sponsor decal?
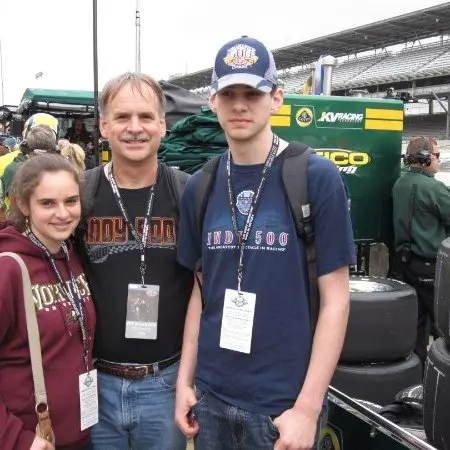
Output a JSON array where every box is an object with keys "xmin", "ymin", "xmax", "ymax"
[
  {"xmin": 316, "ymin": 148, "xmax": 371, "ymax": 174},
  {"xmin": 271, "ymin": 104, "xmax": 292, "ymax": 127},
  {"xmin": 364, "ymin": 108, "xmax": 404, "ymax": 131},
  {"xmin": 224, "ymin": 44, "xmax": 258, "ymax": 69},
  {"xmin": 317, "ymin": 112, "xmax": 364, "ymax": 124},
  {"xmin": 295, "ymin": 107, "xmax": 314, "ymax": 127}
]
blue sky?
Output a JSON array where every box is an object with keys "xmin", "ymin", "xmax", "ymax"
[{"xmin": 0, "ymin": 0, "xmax": 447, "ymax": 104}]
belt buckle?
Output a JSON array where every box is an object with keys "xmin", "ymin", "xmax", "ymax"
[{"xmin": 135, "ymin": 365, "xmax": 150, "ymax": 378}]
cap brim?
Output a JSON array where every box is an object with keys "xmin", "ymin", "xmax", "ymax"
[{"xmin": 211, "ymin": 73, "xmax": 274, "ymax": 94}]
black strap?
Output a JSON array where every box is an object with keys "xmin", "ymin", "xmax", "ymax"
[
  {"xmin": 193, "ymin": 155, "xmax": 221, "ymax": 310},
  {"xmin": 26, "ymin": 231, "xmax": 90, "ymax": 371},
  {"xmin": 75, "ymin": 165, "xmax": 103, "ymax": 269},
  {"xmin": 80, "ymin": 163, "xmax": 190, "ymax": 221},
  {"xmin": 108, "ymin": 163, "xmax": 156, "ymax": 286},
  {"xmin": 165, "ymin": 164, "xmax": 190, "ymax": 210},
  {"xmin": 195, "ymin": 155, "xmax": 221, "ymax": 245},
  {"xmin": 282, "ymin": 142, "xmax": 319, "ymax": 333},
  {"xmin": 227, "ymin": 134, "xmax": 279, "ymax": 294},
  {"xmin": 80, "ymin": 165, "xmax": 103, "ymax": 229}
]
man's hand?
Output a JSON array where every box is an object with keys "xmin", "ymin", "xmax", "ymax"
[
  {"xmin": 30, "ymin": 436, "xmax": 55, "ymax": 450},
  {"xmin": 273, "ymin": 404, "xmax": 320, "ymax": 450},
  {"xmin": 175, "ymin": 384, "xmax": 199, "ymax": 438}
]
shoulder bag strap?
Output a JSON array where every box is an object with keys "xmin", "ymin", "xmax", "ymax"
[{"xmin": 0, "ymin": 252, "xmax": 55, "ymax": 444}]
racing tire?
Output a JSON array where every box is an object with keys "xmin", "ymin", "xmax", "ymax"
[
  {"xmin": 331, "ymin": 353, "xmax": 422, "ymax": 405},
  {"xmin": 434, "ymin": 238, "xmax": 450, "ymax": 342},
  {"xmin": 341, "ymin": 276, "xmax": 417, "ymax": 363},
  {"xmin": 423, "ymin": 338, "xmax": 450, "ymax": 448}
]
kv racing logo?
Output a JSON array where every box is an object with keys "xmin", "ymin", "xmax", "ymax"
[
  {"xmin": 316, "ymin": 149, "xmax": 371, "ymax": 174},
  {"xmin": 317, "ymin": 112, "xmax": 364, "ymax": 123}
]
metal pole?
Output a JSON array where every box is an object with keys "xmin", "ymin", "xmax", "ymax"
[
  {"xmin": 0, "ymin": 38, "xmax": 4, "ymax": 105},
  {"xmin": 328, "ymin": 387, "xmax": 437, "ymax": 450},
  {"xmin": 93, "ymin": 0, "xmax": 100, "ymax": 165},
  {"xmin": 431, "ymin": 91, "xmax": 450, "ymax": 139},
  {"xmin": 135, "ymin": 0, "xmax": 141, "ymax": 73},
  {"xmin": 431, "ymin": 91, "xmax": 448, "ymax": 114},
  {"xmin": 447, "ymin": 99, "xmax": 450, "ymax": 139}
]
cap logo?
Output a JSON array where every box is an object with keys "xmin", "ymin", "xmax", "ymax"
[{"xmin": 223, "ymin": 44, "xmax": 258, "ymax": 69}]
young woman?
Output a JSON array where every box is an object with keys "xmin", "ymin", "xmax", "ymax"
[{"xmin": 0, "ymin": 154, "xmax": 96, "ymax": 450}]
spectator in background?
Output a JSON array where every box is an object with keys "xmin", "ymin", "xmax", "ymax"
[
  {"xmin": 84, "ymin": 141, "xmax": 98, "ymax": 170},
  {"xmin": 1, "ymin": 124, "xmax": 58, "ymax": 216},
  {"xmin": 64, "ymin": 119, "xmax": 93, "ymax": 148},
  {"xmin": 392, "ymin": 136, "xmax": 450, "ymax": 370},
  {"xmin": 1, "ymin": 137, "xmax": 18, "ymax": 152},
  {"xmin": 0, "ymin": 145, "xmax": 9, "ymax": 157},
  {"xmin": 61, "ymin": 143, "xmax": 86, "ymax": 174},
  {"xmin": 58, "ymin": 139, "xmax": 70, "ymax": 151},
  {"xmin": 0, "ymin": 113, "xmax": 59, "ymax": 178}
]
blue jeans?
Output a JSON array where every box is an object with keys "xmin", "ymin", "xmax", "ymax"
[
  {"xmin": 193, "ymin": 391, "xmax": 326, "ymax": 450},
  {"xmin": 91, "ymin": 361, "xmax": 186, "ymax": 450}
]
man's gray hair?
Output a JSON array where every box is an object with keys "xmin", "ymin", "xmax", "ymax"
[{"xmin": 99, "ymin": 72, "xmax": 166, "ymax": 117}]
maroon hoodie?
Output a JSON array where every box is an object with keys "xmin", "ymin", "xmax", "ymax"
[{"xmin": 0, "ymin": 226, "xmax": 96, "ymax": 449}]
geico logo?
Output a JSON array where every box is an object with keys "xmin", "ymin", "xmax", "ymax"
[{"xmin": 316, "ymin": 150, "xmax": 370, "ymax": 166}]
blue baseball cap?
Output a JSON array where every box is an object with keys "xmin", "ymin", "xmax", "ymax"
[{"xmin": 210, "ymin": 36, "xmax": 278, "ymax": 95}]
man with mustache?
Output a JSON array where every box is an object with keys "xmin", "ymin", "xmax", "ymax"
[{"xmin": 76, "ymin": 72, "xmax": 193, "ymax": 449}]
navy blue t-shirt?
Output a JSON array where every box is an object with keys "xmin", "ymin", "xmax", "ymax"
[{"xmin": 177, "ymin": 147, "xmax": 355, "ymax": 415}]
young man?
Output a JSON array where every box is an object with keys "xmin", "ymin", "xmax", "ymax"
[
  {"xmin": 175, "ymin": 36, "xmax": 355, "ymax": 449},
  {"xmin": 76, "ymin": 73, "xmax": 193, "ymax": 449}
]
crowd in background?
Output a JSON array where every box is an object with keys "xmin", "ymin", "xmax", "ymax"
[{"xmin": 0, "ymin": 114, "xmax": 98, "ymax": 220}]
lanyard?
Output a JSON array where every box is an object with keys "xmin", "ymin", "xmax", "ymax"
[
  {"xmin": 26, "ymin": 231, "xmax": 89, "ymax": 372},
  {"xmin": 227, "ymin": 134, "xmax": 279, "ymax": 294},
  {"xmin": 108, "ymin": 163, "xmax": 156, "ymax": 286}
]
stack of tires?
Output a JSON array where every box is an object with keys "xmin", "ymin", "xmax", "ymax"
[
  {"xmin": 331, "ymin": 276, "xmax": 422, "ymax": 405},
  {"xmin": 423, "ymin": 238, "xmax": 450, "ymax": 448}
]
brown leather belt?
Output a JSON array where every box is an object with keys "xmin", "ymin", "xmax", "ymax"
[{"xmin": 94, "ymin": 353, "xmax": 180, "ymax": 380}]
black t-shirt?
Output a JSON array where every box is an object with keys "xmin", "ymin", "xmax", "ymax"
[{"xmin": 82, "ymin": 165, "xmax": 193, "ymax": 363}]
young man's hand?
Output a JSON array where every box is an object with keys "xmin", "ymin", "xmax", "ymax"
[
  {"xmin": 175, "ymin": 384, "xmax": 199, "ymax": 438},
  {"xmin": 273, "ymin": 404, "xmax": 320, "ymax": 450}
]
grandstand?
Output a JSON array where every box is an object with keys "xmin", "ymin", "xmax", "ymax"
[
  {"xmin": 167, "ymin": 4, "xmax": 450, "ymax": 138},
  {"xmin": 273, "ymin": 41, "xmax": 450, "ymax": 93}
]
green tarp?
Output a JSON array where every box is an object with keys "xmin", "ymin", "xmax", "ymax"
[
  {"xmin": 159, "ymin": 107, "xmax": 228, "ymax": 173},
  {"xmin": 21, "ymin": 88, "xmax": 95, "ymax": 106}
]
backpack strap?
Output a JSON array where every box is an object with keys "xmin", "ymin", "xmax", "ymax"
[
  {"xmin": 74, "ymin": 164, "xmax": 103, "ymax": 263},
  {"xmin": 80, "ymin": 164, "xmax": 103, "ymax": 227},
  {"xmin": 193, "ymin": 155, "xmax": 222, "ymax": 309},
  {"xmin": 282, "ymin": 142, "xmax": 319, "ymax": 333},
  {"xmin": 165, "ymin": 164, "xmax": 191, "ymax": 210},
  {"xmin": 195, "ymin": 155, "xmax": 222, "ymax": 261}
]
